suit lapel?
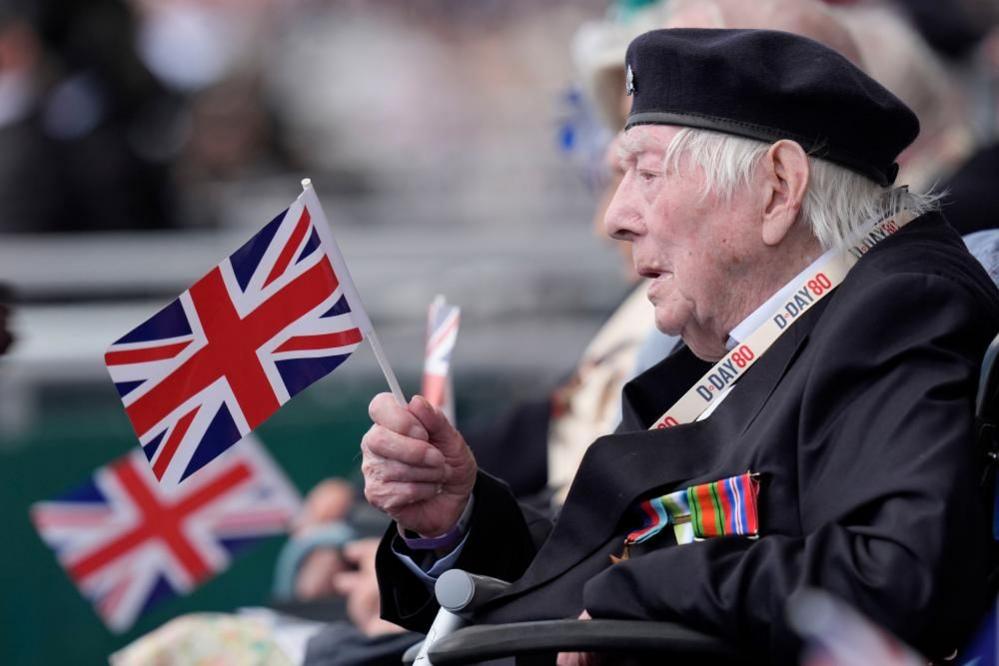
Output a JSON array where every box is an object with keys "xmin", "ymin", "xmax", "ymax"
[
  {"xmin": 489, "ymin": 296, "xmax": 830, "ymax": 605},
  {"xmin": 719, "ymin": 296, "xmax": 829, "ymax": 436}
]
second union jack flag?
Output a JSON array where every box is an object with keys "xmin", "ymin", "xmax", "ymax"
[
  {"xmin": 30, "ymin": 435, "xmax": 302, "ymax": 633},
  {"xmin": 422, "ymin": 294, "xmax": 460, "ymax": 422},
  {"xmin": 105, "ymin": 192, "xmax": 364, "ymax": 485}
]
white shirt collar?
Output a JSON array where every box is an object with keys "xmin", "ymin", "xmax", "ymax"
[{"xmin": 726, "ymin": 247, "xmax": 836, "ymax": 349}]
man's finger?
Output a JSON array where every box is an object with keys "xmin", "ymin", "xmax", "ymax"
[
  {"xmin": 361, "ymin": 456, "xmax": 446, "ymax": 484},
  {"xmin": 368, "ymin": 392, "xmax": 430, "ymax": 440},
  {"xmin": 362, "ymin": 425, "xmax": 445, "ymax": 467},
  {"xmin": 364, "ymin": 480, "xmax": 440, "ymax": 511},
  {"xmin": 409, "ymin": 395, "xmax": 465, "ymax": 457}
]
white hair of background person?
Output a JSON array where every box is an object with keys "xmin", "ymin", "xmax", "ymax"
[{"xmin": 620, "ymin": 127, "xmax": 941, "ymax": 254}]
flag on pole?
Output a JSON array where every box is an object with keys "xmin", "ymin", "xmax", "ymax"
[
  {"xmin": 105, "ymin": 185, "xmax": 370, "ymax": 486},
  {"xmin": 29, "ymin": 435, "xmax": 301, "ymax": 633},
  {"xmin": 421, "ymin": 295, "xmax": 460, "ymax": 422}
]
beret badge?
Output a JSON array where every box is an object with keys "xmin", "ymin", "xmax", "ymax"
[{"xmin": 626, "ymin": 64, "xmax": 635, "ymax": 96}]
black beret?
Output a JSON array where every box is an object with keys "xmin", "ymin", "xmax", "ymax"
[{"xmin": 624, "ymin": 29, "xmax": 919, "ymax": 186}]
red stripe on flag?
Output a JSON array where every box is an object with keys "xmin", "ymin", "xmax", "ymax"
[
  {"xmin": 273, "ymin": 328, "xmax": 362, "ymax": 353},
  {"xmin": 31, "ymin": 508, "xmax": 114, "ymax": 529},
  {"xmin": 152, "ymin": 406, "xmax": 199, "ymax": 481},
  {"xmin": 68, "ymin": 459, "xmax": 253, "ymax": 585},
  {"xmin": 264, "ymin": 208, "xmax": 312, "ymax": 288},
  {"xmin": 426, "ymin": 314, "xmax": 460, "ymax": 353},
  {"xmin": 105, "ymin": 341, "xmax": 191, "ymax": 366},
  {"xmin": 421, "ymin": 373, "xmax": 447, "ymax": 410},
  {"xmin": 98, "ymin": 572, "xmax": 132, "ymax": 621},
  {"xmin": 213, "ymin": 509, "xmax": 292, "ymax": 531},
  {"xmin": 125, "ymin": 258, "xmax": 338, "ymax": 435}
]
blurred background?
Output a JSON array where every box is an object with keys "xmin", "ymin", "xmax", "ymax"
[{"xmin": 0, "ymin": 0, "xmax": 997, "ymax": 664}]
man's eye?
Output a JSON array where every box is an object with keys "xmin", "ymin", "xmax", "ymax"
[{"xmin": 639, "ymin": 170, "xmax": 659, "ymax": 183}]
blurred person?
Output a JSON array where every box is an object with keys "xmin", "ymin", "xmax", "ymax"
[
  {"xmin": 128, "ymin": 0, "xmax": 297, "ymax": 179},
  {"xmin": 364, "ymin": 28, "xmax": 999, "ymax": 665},
  {"xmin": 178, "ymin": 72, "xmax": 296, "ymax": 186},
  {"xmin": 936, "ymin": 22, "xmax": 999, "ymax": 237},
  {"xmin": 832, "ymin": 3, "xmax": 999, "ymax": 271},
  {"xmin": 833, "ymin": 2, "xmax": 976, "ymax": 194},
  {"xmin": 0, "ymin": 283, "xmax": 13, "ymax": 355},
  {"xmin": 940, "ymin": 140, "xmax": 999, "ymax": 236},
  {"xmin": 890, "ymin": 0, "xmax": 992, "ymax": 59},
  {"xmin": 0, "ymin": 0, "xmax": 180, "ymax": 232},
  {"xmin": 0, "ymin": 4, "xmax": 42, "ymax": 232}
]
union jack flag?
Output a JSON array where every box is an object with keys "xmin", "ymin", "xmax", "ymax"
[
  {"xmin": 105, "ymin": 188, "xmax": 366, "ymax": 486},
  {"xmin": 29, "ymin": 435, "xmax": 302, "ymax": 633},
  {"xmin": 422, "ymin": 294, "xmax": 460, "ymax": 422}
]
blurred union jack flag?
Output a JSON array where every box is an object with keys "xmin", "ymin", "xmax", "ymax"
[
  {"xmin": 422, "ymin": 294, "xmax": 460, "ymax": 422},
  {"xmin": 30, "ymin": 435, "xmax": 302, "ymax": 633},
  {"xmin": 105, "ymin": 191, "xmax": 364, "ymax": 486}
]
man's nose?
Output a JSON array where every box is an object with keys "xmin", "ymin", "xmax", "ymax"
[{"xmin": 603, "ymin": 174, "xmax": 641, "ymax": 241}]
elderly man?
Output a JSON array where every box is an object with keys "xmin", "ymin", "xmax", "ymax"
[{"xmin": 361, "ymin": 29, "xmax": 999, "ymax": 663}]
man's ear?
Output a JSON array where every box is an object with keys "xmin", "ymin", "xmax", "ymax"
[{"xmin": 760, "ymin": 140, "xmax": 809, "ymax": 247}]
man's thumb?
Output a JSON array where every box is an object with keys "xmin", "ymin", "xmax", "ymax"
[{"xmin": 409, "ymin": 395, "xmax": 460, "ymax": 452}]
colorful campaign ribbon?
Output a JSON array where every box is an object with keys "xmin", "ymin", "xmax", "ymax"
[
  {"xmin": 649, "ymin": 209, "xmax": 917, "ymax": 430},
  {"xmin": 613, "ymin": 472, "xmax": 759, "ymax": 561}
]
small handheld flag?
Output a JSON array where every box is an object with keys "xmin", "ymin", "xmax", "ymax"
[
  {"xmin": 30, "ymin": 435, "xmax": 301, "ymax": 633},
  {"xmin": 421, "ymin": 295, "xmax": 460, "ymax": 423},
  {"xmin": 105, "ymin": 180, "xmax": 403, "ymax": 485}
]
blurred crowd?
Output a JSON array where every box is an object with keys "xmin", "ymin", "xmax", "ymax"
[
  {"xmin": 0, "ymin": 0, "xmax": 610, "ymax": 234},
  {"xmin": 6, "ymin": 0, "xmax": 999, "ymax": 663}
]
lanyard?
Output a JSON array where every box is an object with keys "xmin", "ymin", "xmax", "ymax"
[{"xmin": 649, "ymin": 210, "xmax": 917, "ymax": 430}]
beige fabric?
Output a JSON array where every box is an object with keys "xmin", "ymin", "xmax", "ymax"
[
  {"xmin": 110, "ymin": 613, "xmax": 293, "ymax": 666},
  {"xmin": 547, "ymin": 282, "xmax": 656, "ymax": 504}
]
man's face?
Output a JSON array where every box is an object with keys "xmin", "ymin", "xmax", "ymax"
[{"xmin": 604, "ymin": 125, "xmax": 765, "ymax": 361}]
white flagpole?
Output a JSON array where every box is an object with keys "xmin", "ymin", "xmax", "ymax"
[{"xmin": 299, "ymin": 178, "xmax": 406, "ymax": 407}]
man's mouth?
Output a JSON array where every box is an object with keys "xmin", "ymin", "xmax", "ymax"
[{"xmin": 637, "ymin": 267, "xmax": 672, "ymax": 280}]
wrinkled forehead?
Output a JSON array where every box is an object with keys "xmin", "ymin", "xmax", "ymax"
[{"xmin": 617, "ymin": 125, "xmax": 682, "ymax": 164}]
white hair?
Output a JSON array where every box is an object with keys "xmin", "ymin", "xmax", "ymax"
[{"xmin": 661, "ymin": 127, "xmax": 941, "ymax": 252}]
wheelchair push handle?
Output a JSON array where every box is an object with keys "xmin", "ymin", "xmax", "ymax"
[{"xmin": 435, "ymin": 569, "xmax": 512, "ymax": 615}]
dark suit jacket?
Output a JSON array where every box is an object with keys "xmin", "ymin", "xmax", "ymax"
[{"xmin": 376, "ymin": 211, "xmax": 999, "ymax": 663}]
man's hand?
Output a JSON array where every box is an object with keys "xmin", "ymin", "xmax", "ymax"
[
  {"xmin": 292, "ymin": 478, "xmax": 355, "ymax": 600},
  {"xmin": 361, "ymin": 393, "xmax": 477, "ymax": 536},
  {"xmin": 556, "ymin": 611, "xmax": 602, "ymax": 666},
  {"xmin": 331, "ymin": 538, "xmax": 406, "ymax": 636}
]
